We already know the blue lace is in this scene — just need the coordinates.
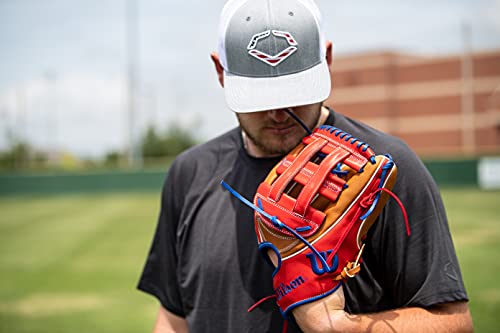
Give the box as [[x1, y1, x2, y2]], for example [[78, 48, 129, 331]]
[[318, 125, 376, 165], [220, 181, 335, 273], [332, 162, 349, 178], [360, 155, 394, 220]]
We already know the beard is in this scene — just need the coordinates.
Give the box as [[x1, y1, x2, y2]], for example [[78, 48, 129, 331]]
[[237, 108, 321, 157], [243, 125, 300, 156]]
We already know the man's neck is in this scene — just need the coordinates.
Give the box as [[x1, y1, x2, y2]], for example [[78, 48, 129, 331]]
[[316, 106, 330, 128]]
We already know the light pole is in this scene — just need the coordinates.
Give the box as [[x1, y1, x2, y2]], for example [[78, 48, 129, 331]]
[[125, 0, 142, 168], [461, 21, 475, 155]]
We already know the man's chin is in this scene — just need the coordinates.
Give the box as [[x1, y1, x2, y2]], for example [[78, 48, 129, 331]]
[[257, 139, 301, 156]]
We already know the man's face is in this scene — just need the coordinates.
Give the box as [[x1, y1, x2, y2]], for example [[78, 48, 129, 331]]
[[236, 103, 322, 157]]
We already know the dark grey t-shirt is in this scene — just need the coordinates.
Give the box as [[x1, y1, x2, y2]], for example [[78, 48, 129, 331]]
[[138, 110, 468, 332]]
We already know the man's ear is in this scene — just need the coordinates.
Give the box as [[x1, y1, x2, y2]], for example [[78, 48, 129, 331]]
[[210, 52, 225, 87], [325, 40, 333, 68]]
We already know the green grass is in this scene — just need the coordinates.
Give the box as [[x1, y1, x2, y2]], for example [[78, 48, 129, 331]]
[[0, 188, 499, 332], [0, 193, 160, 333], [441, 188, 500, 332]]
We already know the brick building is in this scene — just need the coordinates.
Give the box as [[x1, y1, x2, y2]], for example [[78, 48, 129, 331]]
[[325, 50, 500, 158]]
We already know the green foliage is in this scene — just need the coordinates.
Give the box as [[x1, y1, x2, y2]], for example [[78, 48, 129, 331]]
[[0, 142, 48, 171], [141, 124, 197, 158], [103, 150, 125, 169], [0, 123, 196, 172]]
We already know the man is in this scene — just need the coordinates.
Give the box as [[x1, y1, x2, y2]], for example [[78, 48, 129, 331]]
[[138, 0, 473, 332]]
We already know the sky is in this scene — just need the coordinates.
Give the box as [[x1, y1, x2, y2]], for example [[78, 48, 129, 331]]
[[0, 0, 499, 158]]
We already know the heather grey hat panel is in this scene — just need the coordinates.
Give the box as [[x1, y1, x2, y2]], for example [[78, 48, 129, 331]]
[[225, 0, 321, 78]]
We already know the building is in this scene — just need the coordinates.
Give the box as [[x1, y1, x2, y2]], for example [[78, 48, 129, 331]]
[[326, 50, 500, 158]]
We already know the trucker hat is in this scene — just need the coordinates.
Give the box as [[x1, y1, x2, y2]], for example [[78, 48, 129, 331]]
[[217, 0, 331, 113]]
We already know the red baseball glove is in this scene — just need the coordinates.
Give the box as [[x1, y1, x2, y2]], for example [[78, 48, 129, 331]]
[[222, 124, 410, 318]]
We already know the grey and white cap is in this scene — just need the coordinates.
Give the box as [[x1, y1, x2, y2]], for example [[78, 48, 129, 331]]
[[217, 0, 331, 113]]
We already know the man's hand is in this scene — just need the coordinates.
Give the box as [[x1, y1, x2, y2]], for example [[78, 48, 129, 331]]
[[292, 286, 346, 332], [293, 296, 473, 333], [153, 306, 188, 333]]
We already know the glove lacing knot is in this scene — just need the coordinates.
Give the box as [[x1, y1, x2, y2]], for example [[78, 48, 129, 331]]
[[334, 244, 365, 281]]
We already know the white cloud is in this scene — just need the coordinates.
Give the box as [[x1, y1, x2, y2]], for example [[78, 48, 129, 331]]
[[1, 0, 499, 158], [483, 0, 500, 33], [0, 70, 235, 157], [0, 72, 126, 156]]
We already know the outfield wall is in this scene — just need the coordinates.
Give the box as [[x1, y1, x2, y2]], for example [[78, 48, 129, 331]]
[[0, 170, 166, 196], [0, 159, 484, 196]]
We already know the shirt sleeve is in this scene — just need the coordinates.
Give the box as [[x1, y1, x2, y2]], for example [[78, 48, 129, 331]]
[[401, 152, 467, 306], [345, 139, 469, 313], [380, 141, 468, 307], [137, 160, 186, 317]]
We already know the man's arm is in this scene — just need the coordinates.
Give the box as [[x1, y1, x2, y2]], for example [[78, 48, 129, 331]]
[[293, 288, 473, 333], [153, 306, 189, 333]]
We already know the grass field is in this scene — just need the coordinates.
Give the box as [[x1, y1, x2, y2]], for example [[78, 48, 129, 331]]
[[0, 188, 499, 332]]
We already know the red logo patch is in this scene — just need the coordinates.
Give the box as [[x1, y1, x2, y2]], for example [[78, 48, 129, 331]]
[[247, 30, 298, 67]]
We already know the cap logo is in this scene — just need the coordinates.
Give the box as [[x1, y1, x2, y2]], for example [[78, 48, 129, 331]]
[[247, 30, 298, 67]]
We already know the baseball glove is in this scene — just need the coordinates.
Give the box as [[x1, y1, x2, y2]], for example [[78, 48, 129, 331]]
[[222, 124, 410, 318]]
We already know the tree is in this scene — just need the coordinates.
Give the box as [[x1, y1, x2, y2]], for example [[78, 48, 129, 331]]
[[141, 124, 197, 159], [0, 142, 49, 171]]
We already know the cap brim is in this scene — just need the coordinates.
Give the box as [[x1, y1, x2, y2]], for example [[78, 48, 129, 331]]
[[224, 60, 331, 113]]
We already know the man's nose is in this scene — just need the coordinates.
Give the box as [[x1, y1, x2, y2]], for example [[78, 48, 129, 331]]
[[268, 109, 290, 123]]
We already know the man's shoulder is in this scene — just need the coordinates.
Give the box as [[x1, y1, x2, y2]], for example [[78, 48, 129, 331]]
[[331, 111, 441, 199], [180, 126, 240, 158], [169, 127, 241, 175], [330, 111, 431, 187], [331, 111, 414, 159]]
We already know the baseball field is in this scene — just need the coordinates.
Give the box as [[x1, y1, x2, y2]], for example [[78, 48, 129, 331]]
[[0, 187, 499, 332]]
